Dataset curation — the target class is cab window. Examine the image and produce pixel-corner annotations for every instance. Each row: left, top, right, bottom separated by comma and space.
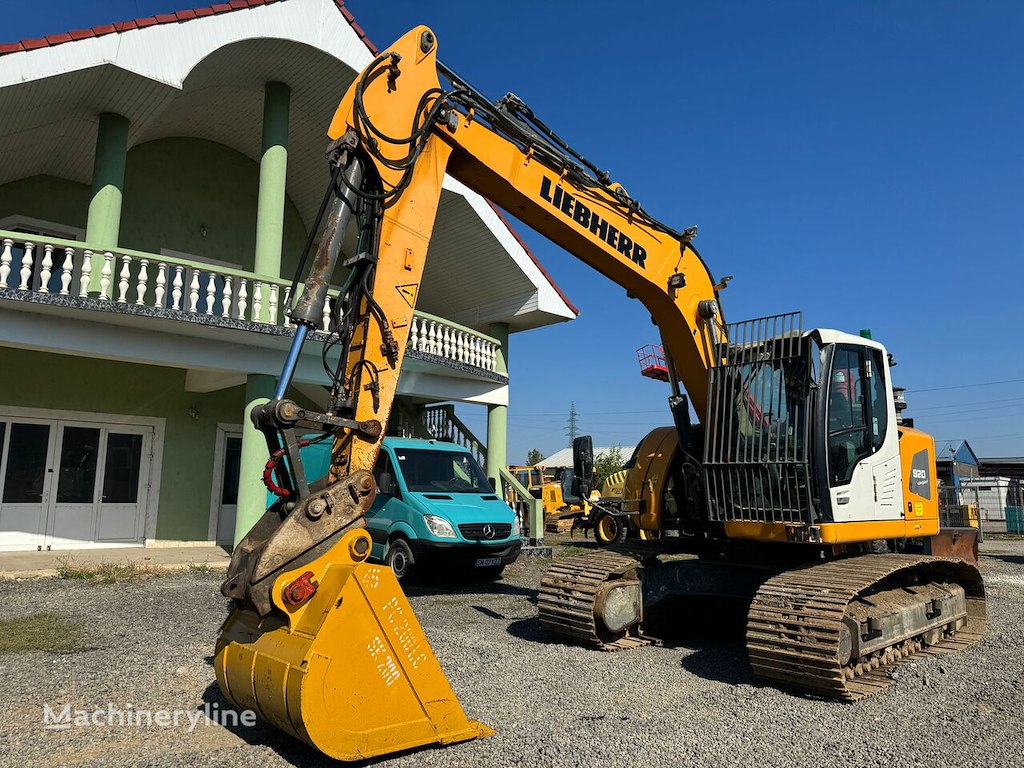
827, 346, 888, 486
868, 350, 888, 451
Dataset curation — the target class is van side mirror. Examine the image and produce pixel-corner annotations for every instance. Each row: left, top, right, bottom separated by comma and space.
489, 476, 497, 492
572, 435, 594, 499
378, 472, 395, 496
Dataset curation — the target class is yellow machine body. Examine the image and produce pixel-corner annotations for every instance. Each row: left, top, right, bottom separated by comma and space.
621, 426, 678, 536
508, 465, 568, 514
215, 529, 492, 761
620, 424, 945, 546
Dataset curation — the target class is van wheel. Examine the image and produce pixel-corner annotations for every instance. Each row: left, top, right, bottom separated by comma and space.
385, 538, 416, 582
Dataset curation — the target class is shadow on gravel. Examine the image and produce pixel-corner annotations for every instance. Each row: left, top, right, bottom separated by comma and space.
506, 616, 565, 645
654, 601, 755, 686
200, 684, 332, 767
201, 684, 427, 767
403, 578, 537, 601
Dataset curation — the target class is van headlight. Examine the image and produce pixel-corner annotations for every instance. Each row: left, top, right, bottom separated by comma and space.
512, 515, 521, 537
424, 515, 457, 539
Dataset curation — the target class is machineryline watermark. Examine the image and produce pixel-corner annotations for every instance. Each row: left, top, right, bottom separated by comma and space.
42, 702, 256, 733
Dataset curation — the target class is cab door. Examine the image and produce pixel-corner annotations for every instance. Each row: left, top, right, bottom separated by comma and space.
825, 345, 903, 522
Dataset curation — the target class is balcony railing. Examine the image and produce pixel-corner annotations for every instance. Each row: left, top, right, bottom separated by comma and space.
0, 230, 502, 375
407, 311, 500, 375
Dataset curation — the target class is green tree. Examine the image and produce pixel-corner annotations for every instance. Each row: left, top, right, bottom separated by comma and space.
594, 446, 625, 487
526, 448, 544, 466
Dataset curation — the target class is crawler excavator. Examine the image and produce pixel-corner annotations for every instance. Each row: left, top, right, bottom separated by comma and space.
215, 27, 985, 762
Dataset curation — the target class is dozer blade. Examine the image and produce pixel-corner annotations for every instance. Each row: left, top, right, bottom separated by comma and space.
215, 528, 493, 761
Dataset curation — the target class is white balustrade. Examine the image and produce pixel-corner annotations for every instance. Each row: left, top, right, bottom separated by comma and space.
221, 275, 232, 318
0, 234, 503, 377
79, 250, 92, 298
0, 238, 12, 288
116, 254, 131, 304
269, 284, 279, 324
19, 241, 34, 290
237, 280, 247, 320
100, 253, 114, 299
204, 274, 216, 316
60, 247, 74, 296
135, 259, 149, 306
154, 263, 166, 308
322, 296, 332, 332
404, 313, 501, 374
171, 266, 183, 310
0, 232, 293, 326
39, 244, 53, 293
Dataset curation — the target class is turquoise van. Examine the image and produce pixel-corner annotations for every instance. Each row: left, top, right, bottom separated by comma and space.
368, 438, 521, 581
274, 437, 521, 581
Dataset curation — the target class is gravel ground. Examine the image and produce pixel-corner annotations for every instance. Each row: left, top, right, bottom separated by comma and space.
2, 538, 1023, 768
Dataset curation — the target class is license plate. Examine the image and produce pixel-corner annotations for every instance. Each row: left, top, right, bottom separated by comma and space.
474, 557, 501, 568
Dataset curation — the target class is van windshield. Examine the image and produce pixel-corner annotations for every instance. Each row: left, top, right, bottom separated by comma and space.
393, 448, 492, 493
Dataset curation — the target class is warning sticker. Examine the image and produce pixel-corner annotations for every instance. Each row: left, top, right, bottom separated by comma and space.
396, 284, 418, 307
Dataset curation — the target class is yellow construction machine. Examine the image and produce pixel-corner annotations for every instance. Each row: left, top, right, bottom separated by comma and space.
216, 27, 985, 762
507, 464, 571, 516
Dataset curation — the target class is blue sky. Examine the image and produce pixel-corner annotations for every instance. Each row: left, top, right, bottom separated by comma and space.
7, 1, 1024, 463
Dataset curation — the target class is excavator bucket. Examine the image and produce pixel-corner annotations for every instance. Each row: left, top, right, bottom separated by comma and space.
215, 528, 492, 761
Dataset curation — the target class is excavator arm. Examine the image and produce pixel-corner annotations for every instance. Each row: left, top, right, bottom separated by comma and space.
216, 26, 728, 761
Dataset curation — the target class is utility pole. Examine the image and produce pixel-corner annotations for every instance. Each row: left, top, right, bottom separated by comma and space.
565, 401, 579, 446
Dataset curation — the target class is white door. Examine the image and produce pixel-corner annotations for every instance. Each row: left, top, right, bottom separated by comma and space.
0, 420, 56, 550
94, 428, 150, 545
47, 424, 102, 547
215, 432, 243, 545
0, 417, 152, 551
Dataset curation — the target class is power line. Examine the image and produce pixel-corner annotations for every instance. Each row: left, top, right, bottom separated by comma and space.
912, 403, 1024, 421
512, 408, 666, 418
935, 432, 1024, 442
907, 377, 1024, 393
911, 395, 1024, 413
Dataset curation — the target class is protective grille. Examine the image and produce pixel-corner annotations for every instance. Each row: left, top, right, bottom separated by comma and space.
703, 312, 815, 525
458, 523, 512, 540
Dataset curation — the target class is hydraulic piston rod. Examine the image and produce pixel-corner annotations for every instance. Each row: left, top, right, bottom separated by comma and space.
274, 156, 364, 399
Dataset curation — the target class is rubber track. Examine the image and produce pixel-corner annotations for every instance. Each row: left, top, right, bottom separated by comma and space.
538, 551, 649, 650
746, 554, 986, 701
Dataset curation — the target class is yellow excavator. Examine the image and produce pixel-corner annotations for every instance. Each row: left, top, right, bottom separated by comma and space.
216, 27, 985, 762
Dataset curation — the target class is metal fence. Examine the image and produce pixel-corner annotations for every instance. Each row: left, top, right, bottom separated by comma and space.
938, 485, 981, 532
945, 478, 1024, 535
704, 312, 814, 524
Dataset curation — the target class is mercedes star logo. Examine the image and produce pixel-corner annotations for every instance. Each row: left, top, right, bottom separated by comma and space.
482, 524, 495, 539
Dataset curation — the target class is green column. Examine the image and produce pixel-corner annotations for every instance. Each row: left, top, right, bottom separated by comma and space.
485, 321, 509, 485
234, 373, 277, 546
86, 112, 130, 291
253, 81, 291, 286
